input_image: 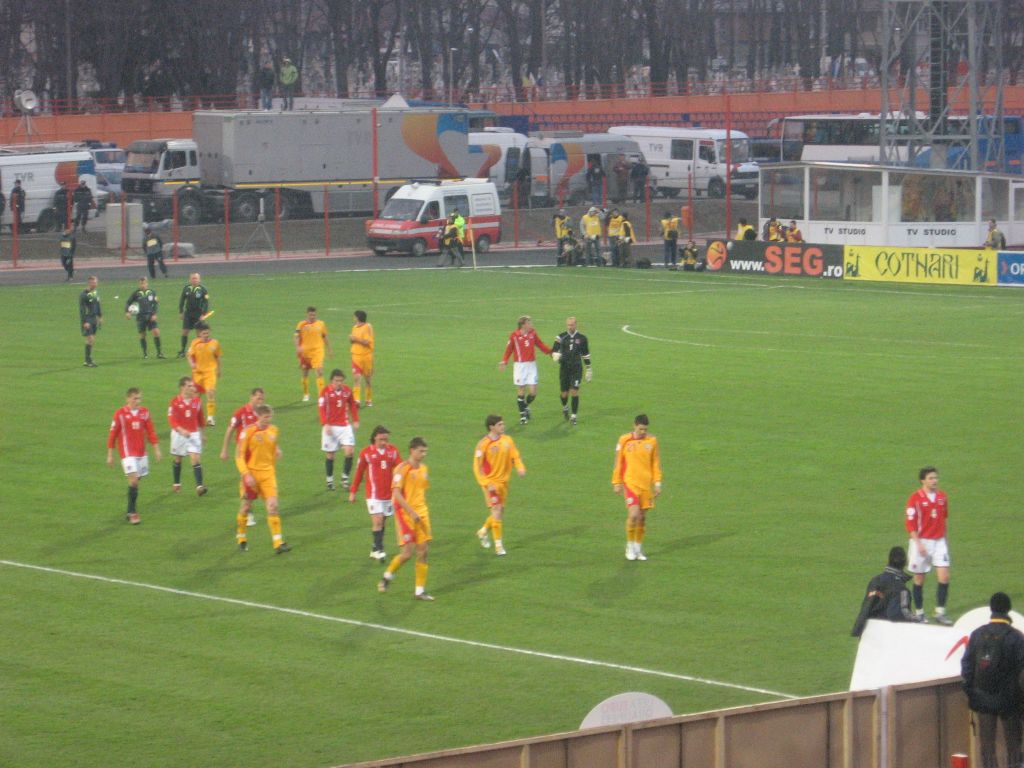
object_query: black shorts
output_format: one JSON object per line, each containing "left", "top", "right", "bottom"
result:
{"left": 182, "top": 312, "right": 203, "bottom": 331}
{"left": 560, "top": 363, "right": 582, "bottom": 392}
{"left": 136, "top": 314, "right": 159, "bottom": 333}
{"left": 81, "top": 316, "right": 100, "bottom": 337}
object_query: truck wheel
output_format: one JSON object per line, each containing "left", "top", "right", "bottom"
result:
{"left": 475, "top": 235, "right": 492, "bottom": 253}
{"left": 178, "top": 195, "right": 202, "bottom": 226}
{"left": 233, "top": 194, "right": 259, "bottom": 222}
{"left": 661, "top": 188, "right": 680, "bottom": 199}
{"left": 36, "top": 208, "right": 57, "bottom": 233}
{"left": 708, "top": 178, "right": 726, "bottom": 199}
{"left": 410, "top": 239, "right": 427, "bottom": 257}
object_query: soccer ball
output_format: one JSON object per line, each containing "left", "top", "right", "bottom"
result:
{"left": 127, "top": 303, "right": 140, "bottom": 316}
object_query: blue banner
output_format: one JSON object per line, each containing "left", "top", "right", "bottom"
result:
{"left": 997, "top": 252, "right": 1024, "bottom": 285}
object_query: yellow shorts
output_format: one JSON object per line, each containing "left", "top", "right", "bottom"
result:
{"left": 624, "top": 484, "right": 654, "bottom": 511}
{"left": 481, "top": 483, "right": 508, "bottom": 508}
{"left": 302, "top": 349, "right": 325, "bottom": 370}
{"left": 193, "top": 370, "right": 217, "bottom": 394}
{"left": 351, "top": 355, "right": 374, "bottom": 377}
{"left": 240, "top": 469, "right": 277, "bottom": 500}
{"left": 396, "top": 508, "right": 431, "bottom": 545}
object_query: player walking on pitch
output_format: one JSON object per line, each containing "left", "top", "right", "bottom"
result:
{"left": 349, "top": 310, "right": 375, "bottom": 407}
{"left": 107, "top": 387, "right": 162, "bottom": 524}
{"left": 187, "top": 322, "right": 221, "bottom": 426}
{"left": 905, "top": 466, "right": 953, "bottom": 624}
{"left": 474, "top": 415, "right": 526, "bottom": 556}
{"left": 378, "top": 437, "right": 434, "bottom": 600}
{"left": 551, "top": 316, "right": 592, "bottom": 425}
{"left": 177, "top": 272, "right": 210, "bottom": 358}
{"left": 125, "top": 277, "right": 164, "bottom": 358}
{"left": 349, "top": 425, "right": 403, "bottom": 560}
{"left": 168, "top": 376, "right": 207, "bottom": 496}
{"left": 220, "top": 387, "right": 265, "bottom": 527}
{"left": 319, "top": 369, "right": 359, "bottom": 490}
{"left": 295, "top": 306, "right": 331, "bottom": 402}
{"left": 499, "top": 315, "right": 553, "bottom": 424}
{"left": 79, "top": 275, "right": 102, "bottom": 367}
{"left": 235, "top": 404, "right": 290, "bottom": 554}
{"left": 612, "top": 414, "right": 662, "bottom": 561}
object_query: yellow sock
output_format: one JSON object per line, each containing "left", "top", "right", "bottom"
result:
{"left": 366, "top": 385, "right": 372, "bottom": 401}
{"left": 353, "top": 385, "right": 362, "bottom": 402}
{"left": 492, "top": 519, "right": 503, "bottom": 541}
{"left": 483, "top": 515, "right": 493, "bottom": 531}
{"left": 267, "top": 514, "right": 283, "bottom": 546}
{"left": 302, "top": 377, "right": 309, "bottom": 396}
{"left": 636, "top": 521, "right": 646, "bottom": 542}
{"left": 206, "top": 399, "right": 216, "bottom": 418}
{"left": 236, "top": 512, "right": 248, "bottom": 541}
{"left": 625, "top": 520, "right": 637, "bottom": 543}
{"left": 316, "top": 376, "right": 325, "bottom": 393}
{"left": 415, "top": 562, "right": 429, "bottom": 590}
{"left": 386, "top": 555, "right": 403, "bottom": 576}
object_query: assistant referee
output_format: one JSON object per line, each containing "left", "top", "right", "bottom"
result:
{"left": 551, "top": 316, "right": 592, "bottom": 425}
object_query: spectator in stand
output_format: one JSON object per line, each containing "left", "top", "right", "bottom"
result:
{"left": 257, "top": 63, "right": 276, "bottom": 110}
{"left": 279, "top": 57, "right": 298, "bottom": 110}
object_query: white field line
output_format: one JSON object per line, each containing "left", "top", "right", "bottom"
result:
{"left": 1, "top": 558, "right": 796, "bottom": 700}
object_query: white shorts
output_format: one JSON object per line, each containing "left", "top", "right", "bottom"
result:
{"left": 908, "top": 537, "right": 950, "bottom": 573}
{"left": 170, "top": 430, "right": 202, "bottom": 457}
{"left": 367, "top": 499, "right": 394, "bottom": 517}
{"left": 121, "top": 455, "right": 150, "bottom": 478}
{"left": 513, "top": 361, "right": 538, "bottom": 387}
{"left": 322, "top": 424, "right": 355, "bottom": 452}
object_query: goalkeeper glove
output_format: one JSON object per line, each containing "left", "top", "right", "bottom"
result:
{"left": 584, "top": 367, "right": 593, "bottom": 383}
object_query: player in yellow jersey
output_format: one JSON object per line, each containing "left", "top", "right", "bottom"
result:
{"left": 611, "top": 414, "right": 663, "bottom": 561}
{"left": 235, "top": 404, "right": 290, "bottom": 554}
{"left": 378, "top": 436, "right": 433, "bottom": 600}
{"left": 294, "top": 306, "right": 332, "bottom": 402}
{"left": 187, "top": 322, "right": 222, "bottom": 426}
{"left": 474, "top": 415, "right": 525, "bottom": 556}
{"left": 349, "top": 310, "right": 375, "bottom": 407}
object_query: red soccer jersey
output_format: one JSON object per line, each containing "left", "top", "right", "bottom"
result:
{"left": 351, "top": 443, "right": 403, "bottom": 501}
{"left": 228, "top": 404, "right": 259, "bottom": 443}
{"left": 107, "top": 406, "right": 159, "bottom": 458}
{"left": 501, "top": 329, "right": 552, "bottom": 364}
{"left": 318, "top": 385, "right": 358, "bottom": 426}
{"left": 168, "top": 395, "right": 204, "bottom": 432}
{"left": 905, "top": 488, "right": 949, "bottom": 539}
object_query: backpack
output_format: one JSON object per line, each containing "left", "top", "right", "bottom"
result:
{"left": 635, "top": 257, "right": 652, "bottom": 269}
{"left": 967, "top": 624, "right": 1015, "bottom": 714}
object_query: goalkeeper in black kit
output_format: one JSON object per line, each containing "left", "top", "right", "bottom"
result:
{"left": 551, "top": 316, "right": 592, "bottom": 426}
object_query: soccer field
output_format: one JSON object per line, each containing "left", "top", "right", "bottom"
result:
{"left": 2, "top": 267, "right": 1022, "bottom": 767}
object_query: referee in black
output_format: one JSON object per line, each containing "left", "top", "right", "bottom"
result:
{"left": 177, "top": 272, "right": 210, "bottom": 358}
{"left": 551, "top": 316, "right": 592, "bottom": 426}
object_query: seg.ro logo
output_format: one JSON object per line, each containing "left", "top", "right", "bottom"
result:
{"left": 764, "top": 245, "right": 837, "bottom": 276}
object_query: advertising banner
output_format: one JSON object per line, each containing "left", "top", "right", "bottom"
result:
{"left": 704, "top": 240, "right": 844, "bottom": 278}
{"left": 844, "top": 245, "right": 996, "bottom": 286}
{"left": 997, "top": 252, "right": 1024, "bottom": 285}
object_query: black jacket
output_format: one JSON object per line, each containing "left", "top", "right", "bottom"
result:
{"left": 851, "top": 566, "right": 914, "bottom": 637}
{"left": 961, "top": 615, "right": 1024, "bottom": 715}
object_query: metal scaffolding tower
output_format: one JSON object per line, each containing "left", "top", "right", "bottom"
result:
{"left": 879, "top": 0, "right": 1005, "bottom": 171}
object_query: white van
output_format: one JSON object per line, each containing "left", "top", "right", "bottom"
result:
{"left": 468, "top": 129, "right": 529, "bottom": 196}
{"left": 607, "top": 126, "right": 759, "bottom": 199}
{"left": 0, "top": 144, "right": 99, "bottom": 231}
{"left": 524, "top": 132, "right": 643, "bottom": 205}
{"left": 366, "top": 178, "right": 502, "bottom": 256}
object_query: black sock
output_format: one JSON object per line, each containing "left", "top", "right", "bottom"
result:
{"left": 912, "top": 584, "right": 924, "bottom": 611}
{"left": 325, "top": 458, "right": 334, "bottom": 478}
{"left": 561, "top": 395, "right": 568, "bottom": 406}
{"left": 140, "top": 338, "right": 148, "bottom": 355}
{"left": 127, "top": 485, "right": 139, "bottom": 514}
{"left": 180, "top": 334, "right": 188, "bottom": 353}
{"left": 173, "top": 461, "right": 182, "bottom": 484}
{"left": 571, "top": 395, "right": 579, "bottom": 414}
{"left": 373, "top": 528, "right": 384, "bottom": 551}
{"left": 155, "top": 336, "right": 162, "bottom": 353}
{"left": 193, "top": 463, "right": 204, "bottom": 486}
{"left": 526, "top": 394, "right": 535, "bottom": 405}
{"left": 343, "top": 456, "right": 353, "bottom": 476}
{"left": 937, "top": 582, "right": 949, "bottom": 609}
{"left": 84, "top": 344, "right": 92, "bottom": 362}
{"left": 517, "top": 397, "right": 526, "bottom": 414}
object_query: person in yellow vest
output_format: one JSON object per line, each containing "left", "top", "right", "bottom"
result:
{"left": 660, "top": 210, "right": 680, "bottom": 269}
{"left": 764, "top": 216, "right": 785, "bottom": 241}
{"left": 553, "top": 209, "right": 572, "bottom": 265}
{"left": 618, "top": 212, "right": 635, "bottom": 268}
{"left": 785, "top": 219, "right": 804, "bottom": 242}
{"left": 606, "top": 208, "right": 624, "bottom": 266}
{"left": 984, "top": 218, "right": 1006, "bottom": 250}
{"left": 579, "top": 206, "right": 605, "bottom": 266}
{"left": 279, "top": 57, "right": 298, "bottom": 110}
{"left": 736, "top": 218, "right": 756, "bottom": 241}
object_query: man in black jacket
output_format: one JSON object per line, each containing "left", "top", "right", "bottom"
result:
{"left": 851, "top": 546, "right": 915, "bottom": 636}
{"left": 961, "top": 592, "right": 1024, "bottom": 768}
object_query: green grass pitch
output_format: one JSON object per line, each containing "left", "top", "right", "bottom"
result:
{"left": 2, "top": 267, "right": 1022, "bottom": 767}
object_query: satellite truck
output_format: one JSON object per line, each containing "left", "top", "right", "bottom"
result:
{"left": 121, "top": 95, "right": 488, "bottom": 225}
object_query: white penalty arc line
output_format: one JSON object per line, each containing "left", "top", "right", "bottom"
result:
{"left": 0, "top": 559, "right": 795, "bottom": 700}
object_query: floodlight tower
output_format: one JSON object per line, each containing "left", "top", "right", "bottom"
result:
{"left": 879, "top": 0, "right": 1004, "bottom": 171}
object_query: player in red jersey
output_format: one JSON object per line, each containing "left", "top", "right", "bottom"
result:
{"left": 319, "top": 368, "right": 359, "bottom": 490}
{"left": 107, "top": 387, "right": 162, "bottom": 524}
{"left": 905, "top": 466, "right": 952, "bottom": 625}
{"left": 498, "top": 315, "right": 553, "bottom": 425}
{"left": 168, "top": 376, "right": 207, "bottom": 496}
{"left": 349, "top": 425, "right": 403, "bottom": 560}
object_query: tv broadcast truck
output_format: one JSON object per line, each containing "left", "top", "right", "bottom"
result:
{"left": 0, "top": 144, "right": 100, "bottom": 231}
{"left": 122, "top": 101, "right": 487, "bottom": 224}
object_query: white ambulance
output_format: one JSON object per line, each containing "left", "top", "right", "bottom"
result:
{"left": 0, "top": 144, "right": 100, "bottom": 231}
{"left": 366, "top": 178, "right": 501, "bottom": 256}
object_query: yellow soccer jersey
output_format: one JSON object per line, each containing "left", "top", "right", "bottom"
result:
{"left": 474, "top": 434, "right": 524, "bottom": 487}
{"left": 188, "top": 337, "right": 222, "bottom": 375}
{"left": 393, "top": 461, "right": 429, "bottom": 515}
{"left": 296, "top": 319, "right": 328, "bottom": 355}
{"left": 350, "top": 322, "right": 374, "bottom": 357}
{"left": 235, "top": 425, "right": 280, "bottom": 474}
{"left": 611, "top": 433, "right": 662, "bottom": 490}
